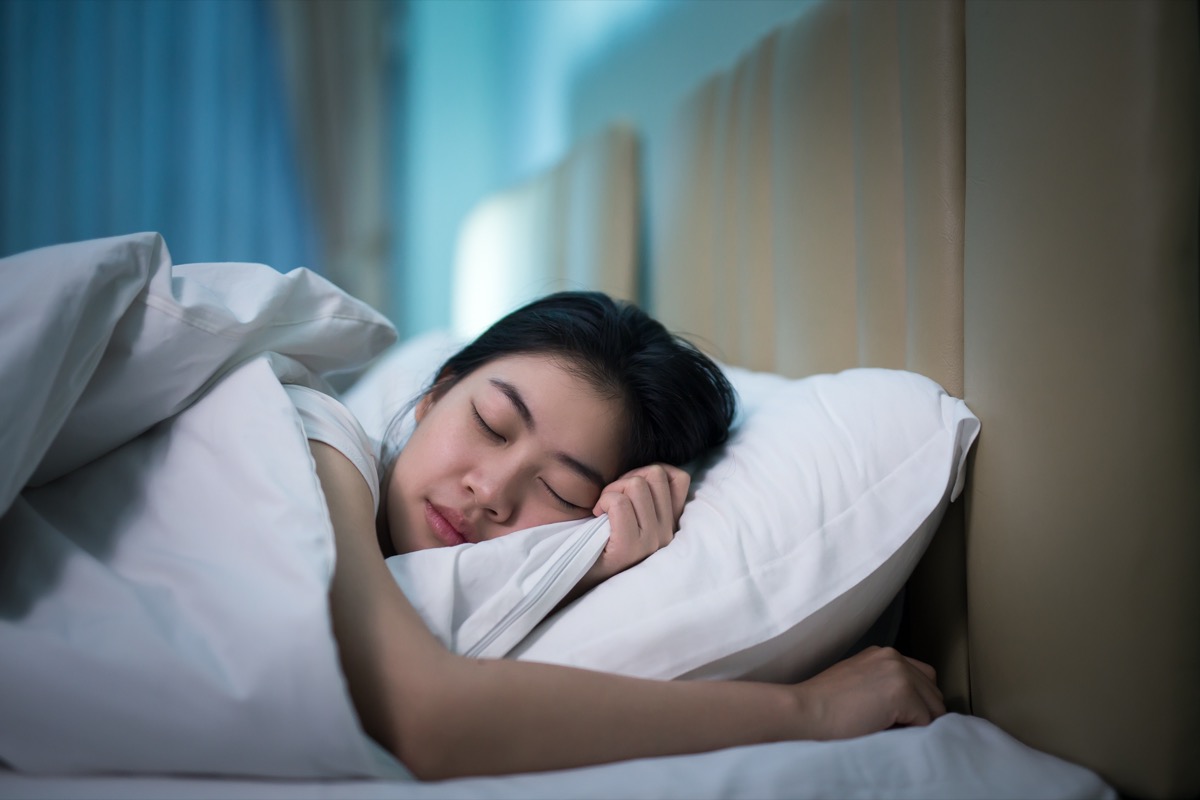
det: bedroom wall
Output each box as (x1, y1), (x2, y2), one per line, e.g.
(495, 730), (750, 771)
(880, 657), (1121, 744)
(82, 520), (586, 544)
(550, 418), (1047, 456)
(395, 0), (814, 338)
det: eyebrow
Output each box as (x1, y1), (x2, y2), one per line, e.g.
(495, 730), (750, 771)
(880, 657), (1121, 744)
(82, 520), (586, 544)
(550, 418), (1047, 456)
(489, 377), (608, 489)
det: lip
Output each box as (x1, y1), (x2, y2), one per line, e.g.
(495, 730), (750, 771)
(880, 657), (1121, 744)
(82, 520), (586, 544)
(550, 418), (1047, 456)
(425, 502), (470, 547)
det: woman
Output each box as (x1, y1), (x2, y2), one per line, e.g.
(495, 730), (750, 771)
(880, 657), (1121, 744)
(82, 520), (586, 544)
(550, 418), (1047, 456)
(308, 291), (944, 779)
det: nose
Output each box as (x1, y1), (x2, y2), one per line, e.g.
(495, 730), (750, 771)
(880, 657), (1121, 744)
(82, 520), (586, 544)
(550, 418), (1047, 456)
(464, 458), (518, 525)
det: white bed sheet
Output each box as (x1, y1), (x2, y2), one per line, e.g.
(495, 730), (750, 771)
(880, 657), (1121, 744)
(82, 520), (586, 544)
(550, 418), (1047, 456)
(0, 714), (1115, 800)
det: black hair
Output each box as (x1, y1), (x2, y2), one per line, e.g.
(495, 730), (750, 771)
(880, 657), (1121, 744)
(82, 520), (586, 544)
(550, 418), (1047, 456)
(421, 291), (736, 475)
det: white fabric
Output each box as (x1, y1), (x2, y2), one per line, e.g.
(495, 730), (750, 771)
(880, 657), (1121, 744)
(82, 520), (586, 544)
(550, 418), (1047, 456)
(0, 358), (405, 778)
(0, 234), (159, 514)
(0, 234), (404, 778)
(286, 384), (381, 511)
(0, 714), (1116, 799)
(0, 231), (396, 510)
(346, 335), (981, 683)
(388, 516), (609, 658)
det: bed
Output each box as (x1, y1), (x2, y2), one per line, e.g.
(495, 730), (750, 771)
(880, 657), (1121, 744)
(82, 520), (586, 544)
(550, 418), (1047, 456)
(1, 1), (1195, 798)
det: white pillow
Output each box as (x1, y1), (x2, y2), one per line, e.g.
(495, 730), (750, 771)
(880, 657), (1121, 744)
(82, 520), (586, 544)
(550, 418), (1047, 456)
(344, 334), (980, 683)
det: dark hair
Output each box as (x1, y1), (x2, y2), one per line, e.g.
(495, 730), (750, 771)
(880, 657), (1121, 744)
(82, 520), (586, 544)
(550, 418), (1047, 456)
(421, 291), (736, 475)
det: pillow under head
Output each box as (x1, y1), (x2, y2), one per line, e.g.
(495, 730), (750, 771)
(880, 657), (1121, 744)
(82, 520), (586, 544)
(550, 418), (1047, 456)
(344, 334), (980, 683)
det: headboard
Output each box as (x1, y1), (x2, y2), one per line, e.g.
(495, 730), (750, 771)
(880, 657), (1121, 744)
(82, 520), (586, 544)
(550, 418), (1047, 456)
(652, 0), (968, 708)
(645, 1), (1198, 797)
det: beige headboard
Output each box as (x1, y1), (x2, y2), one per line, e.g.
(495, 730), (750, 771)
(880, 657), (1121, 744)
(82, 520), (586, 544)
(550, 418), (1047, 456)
(652, 0), (969, 715)
(452, 125), (639, 339)
(647, 1), (1199, 797)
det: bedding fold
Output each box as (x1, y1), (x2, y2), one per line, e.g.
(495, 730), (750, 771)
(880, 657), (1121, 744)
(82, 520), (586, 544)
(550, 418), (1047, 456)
(0, 358), (405, 778)
(388, 515), (610, 659)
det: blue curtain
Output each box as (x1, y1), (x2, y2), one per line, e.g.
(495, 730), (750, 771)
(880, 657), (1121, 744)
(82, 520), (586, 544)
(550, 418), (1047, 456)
(0, 0), (319, 271)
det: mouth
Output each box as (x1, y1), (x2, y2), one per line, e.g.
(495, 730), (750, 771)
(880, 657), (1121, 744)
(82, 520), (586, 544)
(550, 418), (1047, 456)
(425, 501), (469, 547)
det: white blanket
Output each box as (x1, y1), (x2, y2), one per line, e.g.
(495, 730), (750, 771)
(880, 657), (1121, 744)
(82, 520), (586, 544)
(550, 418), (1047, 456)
(0, 234), (406, 777)
(1, 359), (401, 777)
(0, 713), (1115, 800)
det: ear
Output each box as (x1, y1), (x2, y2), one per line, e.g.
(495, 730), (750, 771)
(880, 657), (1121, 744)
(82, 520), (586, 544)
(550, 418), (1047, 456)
(415, 369), (455, 423)
(414, 391), (434, 423)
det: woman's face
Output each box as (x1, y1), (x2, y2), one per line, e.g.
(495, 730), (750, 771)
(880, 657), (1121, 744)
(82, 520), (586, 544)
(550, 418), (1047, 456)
(385, 354), (625, 554)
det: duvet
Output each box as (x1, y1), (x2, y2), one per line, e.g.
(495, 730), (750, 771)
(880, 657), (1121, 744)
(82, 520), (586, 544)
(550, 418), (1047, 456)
(0, 233), (404, 776)
(0, 232), (616, 778)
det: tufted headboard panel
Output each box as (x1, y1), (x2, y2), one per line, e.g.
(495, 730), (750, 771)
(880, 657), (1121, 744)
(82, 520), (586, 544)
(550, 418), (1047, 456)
(962, 2), (1199, 796)
(650, 0), (972, 717)
(646, 1), (1199, 796)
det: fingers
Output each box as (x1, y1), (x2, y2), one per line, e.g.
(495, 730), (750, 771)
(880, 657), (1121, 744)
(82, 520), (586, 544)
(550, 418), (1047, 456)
(879, 648), (944, 726)
(630, 470), (669, 537)
(905, 657), (945, 722)
(658, 464), (691, 523)
(587, 464), (692, 582)
(599, 491), (641, 547)
(594, 480), (668, 550)
(797, 647), (945, 739)
(596, 464), (691, 532)
(906, 654), (938, 685)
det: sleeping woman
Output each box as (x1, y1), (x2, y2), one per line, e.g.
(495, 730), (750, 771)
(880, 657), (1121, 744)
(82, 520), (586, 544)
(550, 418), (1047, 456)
(308, 290), (945, 779)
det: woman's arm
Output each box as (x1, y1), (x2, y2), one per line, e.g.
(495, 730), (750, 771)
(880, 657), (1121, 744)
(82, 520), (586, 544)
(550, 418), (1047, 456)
(311, 442), (944, 780)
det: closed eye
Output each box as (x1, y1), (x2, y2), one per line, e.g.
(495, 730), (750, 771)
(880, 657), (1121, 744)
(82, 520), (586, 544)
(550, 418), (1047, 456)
(540, 478), (586, 513)
(472, 405), (504, 442)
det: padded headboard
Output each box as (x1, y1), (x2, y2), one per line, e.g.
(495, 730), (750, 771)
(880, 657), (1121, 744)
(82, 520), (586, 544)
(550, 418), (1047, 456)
(651, 0), (970, 714)
(647, 1), (1199, 797)
(452, 125), (639, 339)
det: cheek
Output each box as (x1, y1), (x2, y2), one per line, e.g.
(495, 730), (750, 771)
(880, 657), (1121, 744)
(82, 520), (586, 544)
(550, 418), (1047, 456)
(390, 410), (475, 498)
(383, 458), (415, 553)
(383, 424), (447, 549)
(385, 463), (407, 517)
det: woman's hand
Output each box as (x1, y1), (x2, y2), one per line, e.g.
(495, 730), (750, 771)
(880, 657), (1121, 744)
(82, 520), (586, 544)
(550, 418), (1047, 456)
(565, 463), (690, 600)
(592, 463), (690, 581)
(790, 646), (946, 740)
